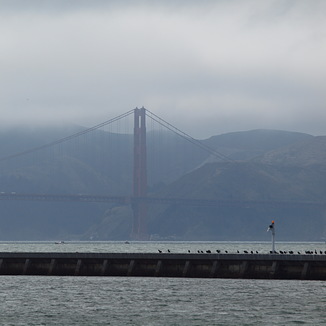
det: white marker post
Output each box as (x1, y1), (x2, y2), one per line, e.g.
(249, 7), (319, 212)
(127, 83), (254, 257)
(267, 220), (275, 253)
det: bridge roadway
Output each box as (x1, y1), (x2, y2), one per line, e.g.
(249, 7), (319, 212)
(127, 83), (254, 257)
(0, 192), (325, 208)
(0, 252), (325, 280)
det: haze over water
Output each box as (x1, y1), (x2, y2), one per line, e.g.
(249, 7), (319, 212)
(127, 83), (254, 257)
(0, 241), (325, 325)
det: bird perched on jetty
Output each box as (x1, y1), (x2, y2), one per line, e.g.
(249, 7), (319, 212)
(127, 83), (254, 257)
(244, 250), (248, 254)
(216, 250), (220, 253)
(158, 250), (162, 253)
(206, 250), (211, 253)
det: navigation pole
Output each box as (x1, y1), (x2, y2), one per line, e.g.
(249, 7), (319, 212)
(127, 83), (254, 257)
(267, 220), (276, 253)
(131, 107), (148, 240)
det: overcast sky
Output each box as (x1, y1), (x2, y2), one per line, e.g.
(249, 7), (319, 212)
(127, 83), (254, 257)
(1, 0), (325, 138)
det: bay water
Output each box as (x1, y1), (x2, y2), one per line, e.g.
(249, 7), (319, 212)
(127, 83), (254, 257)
(0, 241), (325, 325)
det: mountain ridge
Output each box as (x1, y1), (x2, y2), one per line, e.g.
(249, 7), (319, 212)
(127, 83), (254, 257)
(0, 125), (324, 240)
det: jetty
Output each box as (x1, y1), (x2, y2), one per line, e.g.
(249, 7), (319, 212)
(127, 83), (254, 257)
(0, 252), (325, 280)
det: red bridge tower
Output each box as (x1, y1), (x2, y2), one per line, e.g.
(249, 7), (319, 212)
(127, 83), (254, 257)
(131, 107), (148, 240)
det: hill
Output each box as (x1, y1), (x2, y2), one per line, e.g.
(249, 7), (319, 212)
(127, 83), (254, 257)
(146, 161), (326, 241)
(203, 129), (312, 161)
(0, 126), (324, 241)
(256, 136), (326, 166)
(144, 132), (326, 241)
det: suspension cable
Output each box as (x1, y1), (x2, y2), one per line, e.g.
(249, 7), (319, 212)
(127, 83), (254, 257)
(146, 109), (233, 162)
(0, 109), (134, 162)
(0, 108), (233, 163)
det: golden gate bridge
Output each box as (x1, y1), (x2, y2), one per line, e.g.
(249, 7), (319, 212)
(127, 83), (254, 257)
(0, 107), (324, 240)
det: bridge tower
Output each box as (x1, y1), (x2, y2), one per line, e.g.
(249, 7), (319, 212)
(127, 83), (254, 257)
(131, 107), (148, 240)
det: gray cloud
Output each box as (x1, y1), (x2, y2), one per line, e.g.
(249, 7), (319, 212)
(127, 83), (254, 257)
(0, 0), (325, 138)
